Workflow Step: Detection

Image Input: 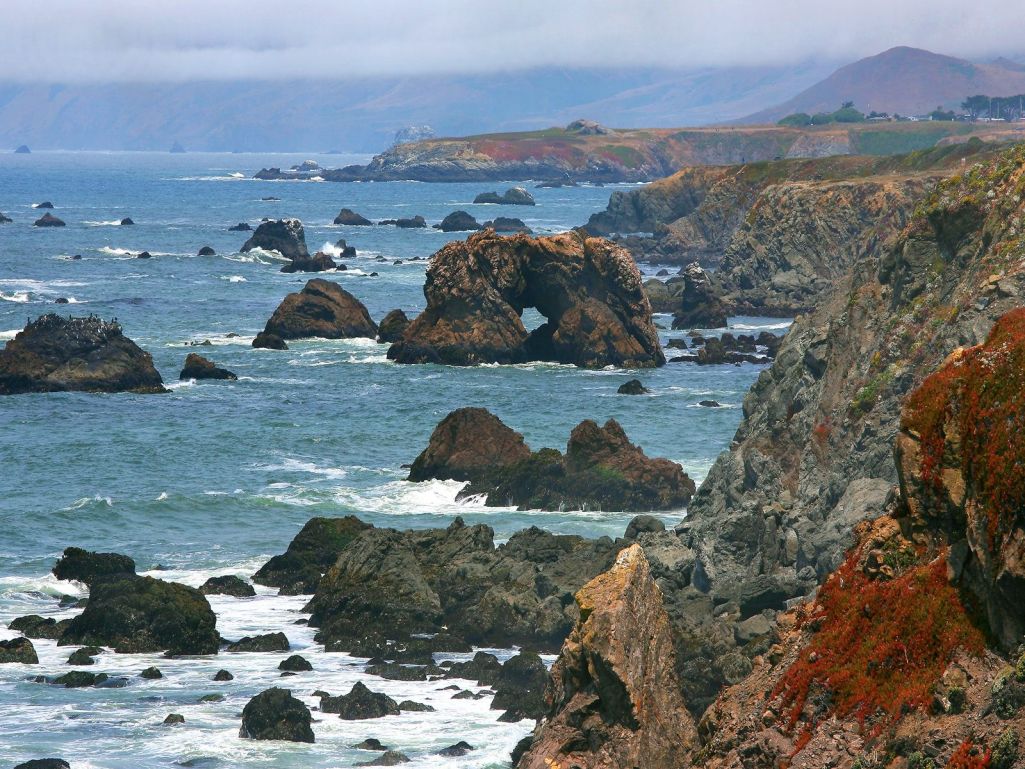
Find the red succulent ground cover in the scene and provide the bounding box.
[947,740,991,769]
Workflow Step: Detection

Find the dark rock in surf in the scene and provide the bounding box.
[379,215,426,228]
[14,145,31,154]
[335,239,357,257]
[473,187,535,205]
[136,251,152,259]
[252,331,288,350]
[278,654,312,672]
[490,651,547,719]
[433,211,481,232]
[355,738,389,750]
[320,682,400,720]
[198,574,253,596]
[140,666,163,679]
[334,208,373,226]
[163,713,184,725]
[8,615,71,640]
[33,213,65,227]
[66,647,100,665]
[260,279,377,341]
[197,246,216,256]
[252,515,371,594]
[281,251,336,273]
[0,212,11,223]
[226,632,289,653]
[228,222,252,232]
[34,201,54,209]
[438,741,475,757]
[240,687,314,742]
[356,751,409,766]
[214,669,233,681]
[484,216,531,233]
[180,354,238,382]
[120,217,134,226]
[240,218,309,260]
[0,637,38,664]
[13,761,70,769]
[407,407,530,483]
[377,309,409,344]
[624,514,666,539]
[53,546,136,586]
[617,378,649,395]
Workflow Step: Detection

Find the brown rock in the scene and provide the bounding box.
[517,544,697,769]
[407,407,530,483]
[671,262,728,330]
[179,353,237,381]
[261,279,377,341]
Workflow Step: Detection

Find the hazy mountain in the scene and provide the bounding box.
[0,64,834,153]
[743,46,1025,122]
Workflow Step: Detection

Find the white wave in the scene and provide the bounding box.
[220,275,247,283]
[98,246,135,256]
[229,246,289,263]
[165,379,195,390]
[730,321,792,331]
[64,494,113,510]
[156,491,168,501]
[83,220,123,226]
[261,457,349,480]
[0,329,19,340]
[0,291,30,303]
[229,172,245,178]
[309,175,324,182]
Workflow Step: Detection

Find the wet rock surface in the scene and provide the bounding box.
[240,219,309,260]
[239,687,314,742]
[376,309,409,343]
[179,354,237,381]
[0,637,38,664]
[252,515,371,594]
[198,575,254,596]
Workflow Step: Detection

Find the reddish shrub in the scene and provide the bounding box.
[947,740,991,769]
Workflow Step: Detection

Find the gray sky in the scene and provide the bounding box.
[3,0,1024,82]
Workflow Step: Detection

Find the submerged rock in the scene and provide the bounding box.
[432,211,481,232]
[179,354,237,382]
[320,682,400,720]
[53,547,136,586]
[517,545,697,769]
[377,309,409,344]
[33,212,65,227]
[253,515,371,594]
[389,230,663,369]
[198,574,254,596]
[259,279,377,341]
[281,251,337,273]
[240,687,314,742]
[0,211,11,223]
[240,219,309,260]
[473,187,535,205]
[0,315,165,395]
[0,637,38,664]
[66,647,100,665]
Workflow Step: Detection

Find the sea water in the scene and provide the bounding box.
[0,151,787,768]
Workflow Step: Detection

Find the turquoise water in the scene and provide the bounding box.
[0,152,785,768]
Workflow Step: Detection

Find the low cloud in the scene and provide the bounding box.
[3,0,1024,82]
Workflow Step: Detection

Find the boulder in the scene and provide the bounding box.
[320,682,400,719]
[473,187,536,206]
[281,251,336,273]
[228,222,251,231]
[389,230,664,369]
[617,378,649,395]
[259,279,377,341]
[66,647,100,665]
[438,742,474,757]
[52,547,136,585]
[214,669,233,680]
[197,246,215,256]
[120,217,134,226]
[335,239,357,257]
[140,666,162,679]
[33,213,66,227]
[199,575,254,596]
[226,632,289,652]
[334,208,373,226]
[34,201,54,209]
[356,751,409,767]
[671,262,728,330]
[0,315,165,395]
[239,687,314,742]
[517,545,697,769]
[624,514,666,539]
[0,637,38,664]
[278,654,312,672]
[240,219,309,260]
[136,251,152,259]
[377,310,409,344]
[379,215,426,228]
[59,574,218,655]
[179,354,237,381]
[484,216,531,233]
[355,738,389,750]
[407,407,530,483]
[9,615,70,640]
[163,713,184,725]
[252,331,288,350]
[253,515,372,594]
[433,211,481,232]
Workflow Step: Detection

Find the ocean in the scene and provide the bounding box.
[0,151,787,768]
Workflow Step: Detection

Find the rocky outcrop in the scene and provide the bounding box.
[197,246,215,256]
[474,187,535,205]
[485,216,531,233]
[433,211,481,232]
[376,309,409,343]
[227,632,289,652]
[517,545,697,769]
[280,251,336,273]
[228,222,251,231]
[321,682,400,719]
[259,279,377,341]
[253,515,371,594]
[670,262,728,329]
[454,416,696,512]
[617,378,649,395]
[0,212,11,223]
[59,573,218,655]
[240,688,314,742]
[199,575,255,597]
[252,332,287,350]
[33,213,65,227]
[388,230,664,369]
[179,353,237,381]
[334,208,373,226]
[0,637,38,664]
[379,215,427,228]
[52,547,136,585]
[406,407,530,483]
[240,219,309,260]
[0,315,165,395]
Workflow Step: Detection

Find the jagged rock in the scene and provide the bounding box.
[320,682,400,719]
[240,687,314,742]
[140,666,162,679]
[252,331,288,350]
[0,315,165,395]
[433,211,481,231]
[34,201,54,209]
[473,187,535,205]
[53,547,136,585]
[491,652,547,719]
[179,354,237,381]
[226,632,289,652]
[334,208,373,226]
[59,574,218,655]
[281,251,337,273]
[228,222,251,231]
[407,407,530,483]
[199,575,254,596]
[517,545,697,769]
[253,515,371,594]
[197,246,215,256]
[0,637,38,664]
[34,213,65,227]
[699,399,723,407]
[617,378,649,395]
[671,262,728,330]
[377,309,409,344]
[259,279,377,341]
[278,654,312,672]
[335,239,357,257]
[444,413,694,512]
[214,669,233,680]
[240,219,309,260]
[389,230,664,369]
[163,713,184,725]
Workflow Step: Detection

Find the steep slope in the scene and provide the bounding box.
[746,46,1025,123]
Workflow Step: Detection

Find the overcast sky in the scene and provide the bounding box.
[3,0,1024,82]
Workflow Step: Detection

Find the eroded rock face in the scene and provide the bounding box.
[240,219,309,260]
[670,262,728,330]
[388,230,664,369]
[376,309,409,343]
[240,688,314,742]
[517,545,697,769]
[407,407,530,483]
[0,315,165,395]
[260,279,377,341]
